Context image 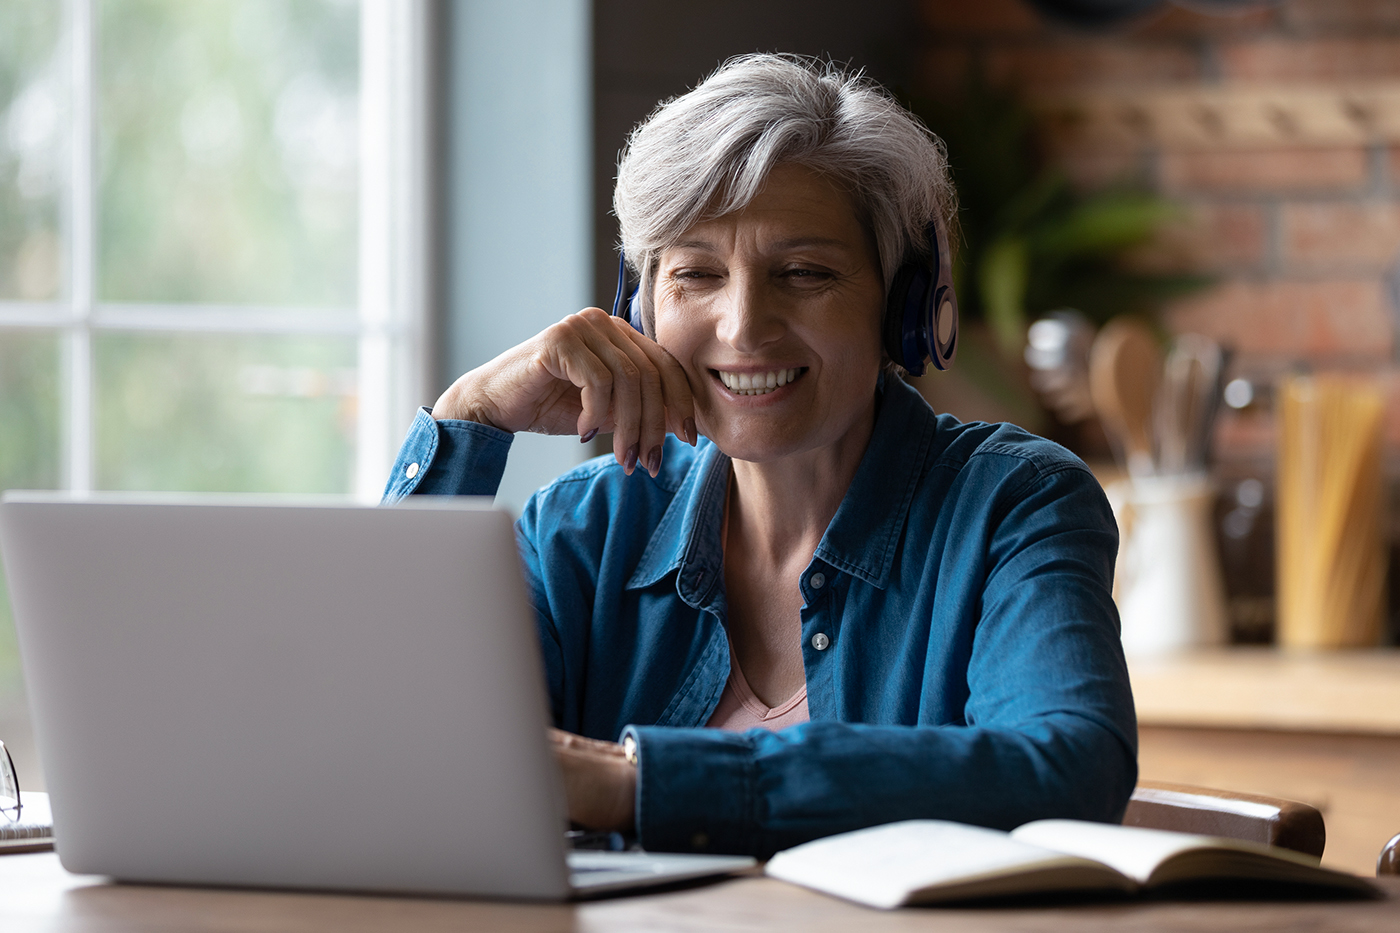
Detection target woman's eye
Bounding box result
[783,268,832,284]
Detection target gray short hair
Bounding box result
[613,53,956,335]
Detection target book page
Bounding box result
[765,820,1123,909]
[1011,819,1376,895]
[1011,819,1273,884]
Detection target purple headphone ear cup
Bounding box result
[884,264,933,376]
[883,264,919,370]
[928,284,957,371]
[926,216,958,371]
[883,219,958,376]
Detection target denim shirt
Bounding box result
[383,377,1137,858]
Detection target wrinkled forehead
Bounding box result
[659,163,876,260]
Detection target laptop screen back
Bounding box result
[0,494,571,899]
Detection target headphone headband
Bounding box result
[612,254,644,333]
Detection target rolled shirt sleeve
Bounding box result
[382,407,514,502]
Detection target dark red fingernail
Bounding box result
[683,418,697,446]
[646,446,662,476]
[580,428,598,443]
[624,444,639,474]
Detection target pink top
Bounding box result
[706,478,810,732]
[705,641,810,732]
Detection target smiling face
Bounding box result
[652,163,886,465]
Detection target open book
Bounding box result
[764,819,1378,909]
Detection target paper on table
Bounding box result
[1010,819,1319,884]
[765,820,1111,909]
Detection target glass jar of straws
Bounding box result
[1275,374,1387,649]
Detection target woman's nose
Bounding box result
[715,272,783,352]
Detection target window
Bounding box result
[0,0,429,774]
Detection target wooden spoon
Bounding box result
[1089,318,1161,477]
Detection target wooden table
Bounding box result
[1130,649,1400,876]
[2,852,1398,932]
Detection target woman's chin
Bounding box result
[699,421,820,464]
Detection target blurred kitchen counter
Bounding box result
[1130,648,1400,734]
[1130,649,1400,876]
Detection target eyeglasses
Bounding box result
[0,740,20,819]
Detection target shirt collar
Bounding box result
[625,377,937,597]
[814,377,937,588]
[625,439,730,606]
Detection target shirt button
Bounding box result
[404,462,419,479]
[811,632,830,651]
[809,572,826,589]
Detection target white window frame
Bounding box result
[0,0,430,501]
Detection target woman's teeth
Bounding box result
[717,368,802,396]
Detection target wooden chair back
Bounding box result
[1124,780,1325,859]
[1378,834,1400,875]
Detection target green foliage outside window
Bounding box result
[95,332,356,493]
[0,1,63,301]
[0,0,363,713]
[0,333,60,683]
[99,0,360,306]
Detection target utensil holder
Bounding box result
[1110,474,1229,656]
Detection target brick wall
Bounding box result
[921,0,1400,472]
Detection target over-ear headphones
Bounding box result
[884,217,958,376]
[611,217,957,375]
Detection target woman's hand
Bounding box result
[432,307,697,476]
[548,728,636,833]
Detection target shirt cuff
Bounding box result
[622,725,757,855]
[381,407,514,502]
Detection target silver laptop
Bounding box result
[0,493,753,899]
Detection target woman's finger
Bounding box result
[548,727,628,759]
[548,728,636,832]
[532,309,687,472]
[626,328,697,447]
[606,320,671,476]
[566,309,651,473]
[539,316,617,440]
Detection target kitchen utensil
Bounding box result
[1156,334,1224,475]
[1089,317,1161,477]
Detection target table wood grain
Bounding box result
[2,852,1398,933]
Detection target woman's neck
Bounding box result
[726,394,877,564]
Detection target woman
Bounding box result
[384,54,1136,858]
